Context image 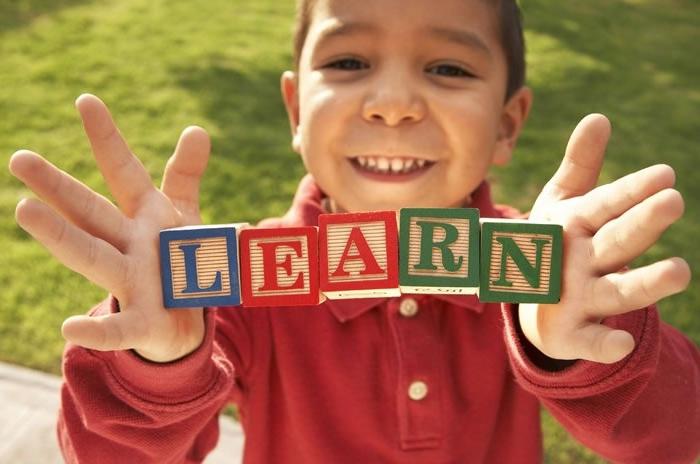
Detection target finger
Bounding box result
[592,188,684,273]
[571,324,635,364]
[9,150,130,251]
[75,94,154,217]
[161,126,210,218]
[542,114,610,201]
[62,310,149,352]
[15,198,128,296]
[588,258,691,318]
[577,164,676,232]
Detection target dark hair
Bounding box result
[292,0,526,100]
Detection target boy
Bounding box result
[8,0,699,462]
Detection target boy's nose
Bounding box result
[362,83,426,127]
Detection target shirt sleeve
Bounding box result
[57,296,253,463]
[501,303,700,464]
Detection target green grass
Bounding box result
[1,1,697,462]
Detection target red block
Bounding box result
[319,211,400,299]
[239,227,320,307]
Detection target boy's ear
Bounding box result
[281,71,302,154]
[493,86,533,166]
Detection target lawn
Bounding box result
[1,0,698,462]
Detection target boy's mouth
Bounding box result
[349,155,436,176]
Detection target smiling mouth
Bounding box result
[349,155,437,175]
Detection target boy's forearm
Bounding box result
[57,297,235,463]
[502,303,700,463]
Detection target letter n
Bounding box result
[479,220,563,304]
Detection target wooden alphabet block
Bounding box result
[479,219,563,303]
[159,224,246,309]
[319,211,400,299]
[238,227,320,307]
[399,208,480,294]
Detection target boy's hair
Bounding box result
[292,0,526,100]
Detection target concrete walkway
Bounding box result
[0,361,245,463]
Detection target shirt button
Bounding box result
[399,298,419,317]
[408,381,428,401]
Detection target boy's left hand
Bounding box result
[519,114,691,364]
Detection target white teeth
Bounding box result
[353,156,432,174]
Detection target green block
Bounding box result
[399,208,480,294]
[479,220,563,303]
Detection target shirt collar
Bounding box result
[277,174,500,322]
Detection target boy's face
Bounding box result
[282,0,531,212]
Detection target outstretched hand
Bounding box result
[519,114,691,364]
[10,94,211,362]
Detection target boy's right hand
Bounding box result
[9,94,210,363]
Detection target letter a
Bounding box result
[331,227,385,277]
[319,211,400,299]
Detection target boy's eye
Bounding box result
[427,64,475,78]
[325,58,368,71]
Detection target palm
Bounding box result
[10,94,212,362]
[119,191,205,361]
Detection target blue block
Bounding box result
[159,224,244,308]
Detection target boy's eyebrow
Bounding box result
[313,21,380,48]
[312,21,492,58]
[425,26,492,57]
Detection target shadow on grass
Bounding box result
[174,60,306,223]
[517,0,699,175]
[0,0,95,34]
[497,0,699,252]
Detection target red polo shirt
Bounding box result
[58,176,700,463]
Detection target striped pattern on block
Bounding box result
[247,235,311,297]
[159,225,243,309]
[319,211,399,296]
[326,221,388,283]
[399,208,480,294]
[479,220,562,304]
[238,226,320,307]
[488,232,552,295]
[407,217,471,277]
[169,237,232,299]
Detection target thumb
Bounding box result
[541,114,611,203]
[161,125,211,218]
[574,323,635,364]
[62,311,149,352]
